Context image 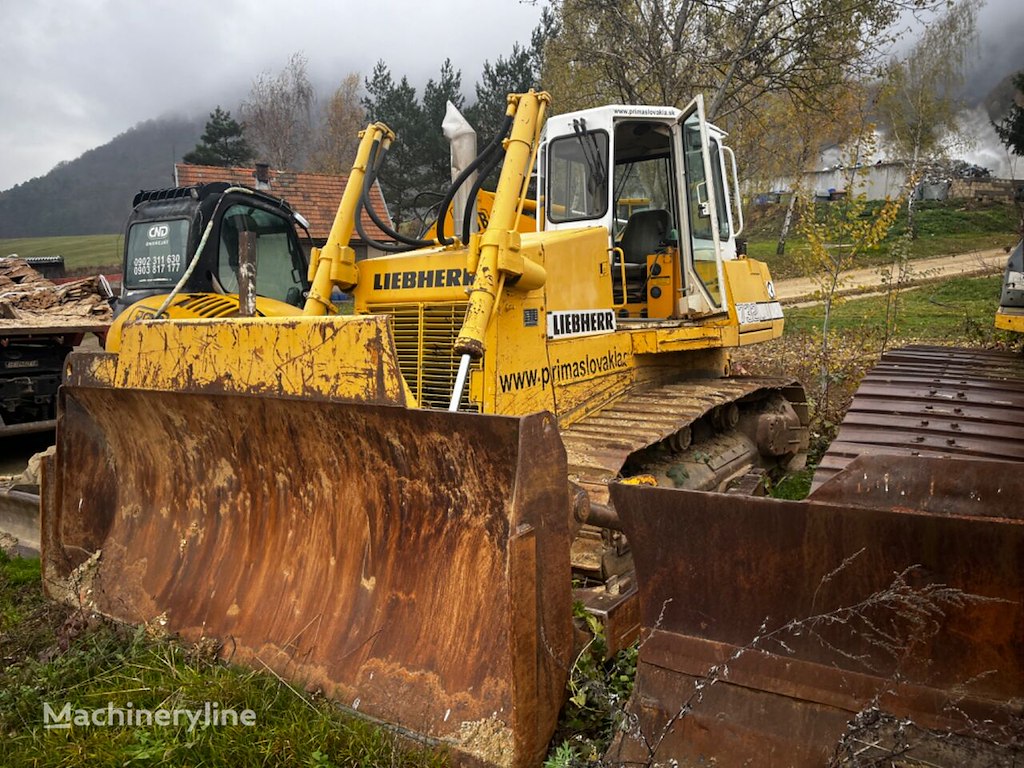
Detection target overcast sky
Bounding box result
[2,0,1023,192]
[0,0,544,191]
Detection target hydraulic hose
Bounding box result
[360,139,436,249]
[435,112,515,246]
[412,190,445,239]
[354,207,417,253]
[353,139,419,253]
[462,146,506,246]
[356,110,514,251]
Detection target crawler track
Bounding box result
[813,345,1024,490]
[562,375,809,503]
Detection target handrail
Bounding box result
[611,246,628,309]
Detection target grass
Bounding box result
[0,235,123,275]
[0,550,448,768]
[0,551,49,639]
[545,604,638,765]
[767,467,815,500]
[746,198,1020,279]
[784,274,1012,340]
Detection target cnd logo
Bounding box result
[148,224,169,238]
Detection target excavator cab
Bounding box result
[116,183,311,319]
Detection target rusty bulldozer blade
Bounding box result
[41,367,573,767]
[607,454,1023,766]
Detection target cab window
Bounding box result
[217,205,307,307]
[546,129,609,222]
[125,218,189,288]
[709,139,731,240]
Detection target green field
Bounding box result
[746,199,1020,279]
[784,274,1010,340]
[0,234,123,275]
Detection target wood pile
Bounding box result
[0,258,112,323]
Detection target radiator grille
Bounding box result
[177,294,242,317]
[369,303,480,411]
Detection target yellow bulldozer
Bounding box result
[40,91,1022,766]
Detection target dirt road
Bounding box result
[773,248,1010,304]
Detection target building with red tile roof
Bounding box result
[174,162,395,258]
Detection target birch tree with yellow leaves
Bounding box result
[795,130,903,421]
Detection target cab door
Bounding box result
[673,95,726,316]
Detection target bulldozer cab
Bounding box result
[117,183,311,317]
[539,95,742,320]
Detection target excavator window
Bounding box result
[217,205,307,307]
[124,218,189,288]
[708,139,731,240]
[547,129,609,222]
[612,122,677,234]
[610,121,679,308]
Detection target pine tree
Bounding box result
[465,42,542,191]
[362,61,428,226]
[183,107,253,166]
[422,59,465,188]
[467,45,532,142]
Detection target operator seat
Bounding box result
[614,209,670,303]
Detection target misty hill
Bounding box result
[0,116,204,238]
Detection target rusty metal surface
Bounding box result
[812,452,1021,517]
[42,386,573,768]
[607,463,1024,766]
[814,345,1024,490]
[561,376,807,501]
[574,583,640,656]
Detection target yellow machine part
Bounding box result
[104,292,303,353]
[421,189,538,242]
[995,307,1024,333]
[42,315,574,768]
[351,228,786,425]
